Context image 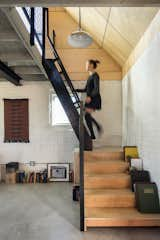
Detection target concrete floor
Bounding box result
[0,183,160,240]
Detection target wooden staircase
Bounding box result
[25,8,160,231]
[84,149,160,231]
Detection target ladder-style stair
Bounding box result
[42,9,92,151]
[83,149,160,230]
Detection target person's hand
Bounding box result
[85,96,91,103]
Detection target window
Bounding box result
[4,99,29,142]
[50,95,70,126]
[50,94,78,126]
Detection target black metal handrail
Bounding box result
[42,8,92,151]
[79,101,85,231]
[22,7,80,109]
[43,8,81,109]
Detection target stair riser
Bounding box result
[85,219,160,229]
[85,163,129,174]
[84,152,124,161]
[84,177,131,189]
[85,196,135,208]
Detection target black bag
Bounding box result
[130,170,150,192]
[43,170,48,183]
[6,162,19,173]
[16,171,25,183]
[135,182,160,213]
[73,185,80,201]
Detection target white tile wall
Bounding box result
[0,79,122,170]
[73,80,122,147]
[0,81,78,167]
[122,32,160,192]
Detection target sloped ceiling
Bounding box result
[65,7,159,66]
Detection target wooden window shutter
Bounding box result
[4,99,29,143]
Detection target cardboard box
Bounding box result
[0,165,6,182]
[5,172,16,184]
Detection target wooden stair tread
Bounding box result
[85,160,127,163]
[85,160,129,174]
[90,147,123,152]
[84,150,124,161]
[84,151,123,155]
[85,158,124,162]
[85,189,133,195]
[85,207,160,219]
[85,173,130,178]
[84,173,130,189]
[85,189,135,208]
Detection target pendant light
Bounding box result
[68,7,93,48]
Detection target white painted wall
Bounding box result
[0,79,122,171]
[122,32,160,192]
[73,80,122,147]
[0,81,78,169]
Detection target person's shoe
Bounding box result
[97,124,103,136]
[91,134,96,140]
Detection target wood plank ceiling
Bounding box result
[66,7,159,66]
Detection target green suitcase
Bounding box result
[135,183,160,213]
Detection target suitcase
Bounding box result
[135,182,160,213]
[130,170,150,192]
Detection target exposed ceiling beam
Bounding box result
[0,52,33,63]
[3,7,47,78]
[0,60,22,85]
[7,60,36,67]
[21,74,47,81]
[0,31,20,43]
[12,66,43,75]
[0,0,160,6]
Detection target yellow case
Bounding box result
[124,146,139,162]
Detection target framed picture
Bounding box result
[48,163,69,182]
[131,158,143,170]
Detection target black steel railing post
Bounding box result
[22,7,42,49]
[42,8,46,61]
[79,101,85,231]
[30,8,35,46]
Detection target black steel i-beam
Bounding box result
[0,60,22,86]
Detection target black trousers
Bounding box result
[85,112,100,139]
